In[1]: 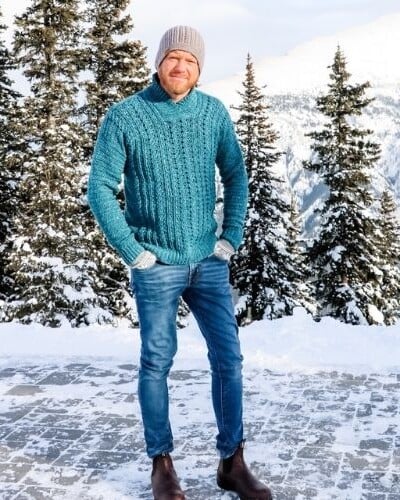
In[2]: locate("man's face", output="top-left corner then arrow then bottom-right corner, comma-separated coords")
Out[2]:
158,50 -> 200,101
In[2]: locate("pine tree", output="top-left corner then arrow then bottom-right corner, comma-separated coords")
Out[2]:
0,9 -> 23,310
304,46 -> 382,325
78,0 -> 150,325
230,54 -> 303,325
376,189 -> 400,324
80,0 -> 150,150
5,0 -> 104,326
287,195 -> 314,314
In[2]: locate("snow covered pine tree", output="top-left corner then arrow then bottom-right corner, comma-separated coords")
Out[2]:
80,0 -> 150,150
376,189 -> 400,324
0,8 -> 24,314
304,46 -> 382,325
230,54 -> 305,325
5,0 -> 101,326
79,0 -> 151,324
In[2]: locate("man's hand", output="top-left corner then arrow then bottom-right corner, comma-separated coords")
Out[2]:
131,250 -> 157,269
214,239 -> 235,261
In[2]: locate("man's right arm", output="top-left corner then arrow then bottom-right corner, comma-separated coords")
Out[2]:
87,107 -> 146,266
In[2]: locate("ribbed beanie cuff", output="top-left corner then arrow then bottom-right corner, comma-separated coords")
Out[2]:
155,25 -> 205,73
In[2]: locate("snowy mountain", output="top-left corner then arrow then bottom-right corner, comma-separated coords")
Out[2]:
202,13 -> 400,228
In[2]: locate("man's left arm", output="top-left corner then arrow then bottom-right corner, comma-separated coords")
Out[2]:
216,108 -> 248,252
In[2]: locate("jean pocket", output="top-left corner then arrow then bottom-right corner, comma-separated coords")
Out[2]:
132,261 -> 159,272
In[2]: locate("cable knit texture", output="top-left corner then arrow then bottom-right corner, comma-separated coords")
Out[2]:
88,74 -> 248,266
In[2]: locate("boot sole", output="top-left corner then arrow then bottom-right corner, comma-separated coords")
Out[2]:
217,479 -> 272,500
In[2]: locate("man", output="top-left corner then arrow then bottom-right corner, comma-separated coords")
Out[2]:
88,25 -> 272,500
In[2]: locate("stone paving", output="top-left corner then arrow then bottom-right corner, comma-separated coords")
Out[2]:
0,360 -> 399,499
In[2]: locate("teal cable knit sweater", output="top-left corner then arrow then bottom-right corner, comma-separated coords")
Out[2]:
88,75 -> 248,266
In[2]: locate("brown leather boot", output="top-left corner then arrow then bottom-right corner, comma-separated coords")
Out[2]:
151,453 -> 185,500
217,442 -> 273,500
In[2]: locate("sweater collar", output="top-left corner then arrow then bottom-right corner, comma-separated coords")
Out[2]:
146,73 -> 198,117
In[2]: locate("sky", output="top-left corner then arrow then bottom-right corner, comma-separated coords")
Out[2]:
1,0 -> 400,83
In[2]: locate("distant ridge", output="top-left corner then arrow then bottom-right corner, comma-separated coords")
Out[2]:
202,12 -> 400,228
203,12 -> 400,104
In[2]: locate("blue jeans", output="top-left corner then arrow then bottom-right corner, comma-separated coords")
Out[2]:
131,255 -> 243,459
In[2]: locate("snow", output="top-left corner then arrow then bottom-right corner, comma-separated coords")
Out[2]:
367,304 -> 385,325
1,309 -> 399,497
1,308 -> 399,374
329,245 -> 346,262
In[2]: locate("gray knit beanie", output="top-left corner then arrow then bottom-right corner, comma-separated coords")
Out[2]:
155,25 -> 205,73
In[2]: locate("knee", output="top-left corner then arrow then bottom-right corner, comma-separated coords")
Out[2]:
140,356 -> 174,380
209,351 -> 243,378
140,337 -> 177,378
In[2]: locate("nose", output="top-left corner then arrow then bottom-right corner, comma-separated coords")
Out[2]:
173,59 -> 186,72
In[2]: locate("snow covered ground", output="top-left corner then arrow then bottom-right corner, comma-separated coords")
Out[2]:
1,310 -> 400,499
1,308 -> 399,374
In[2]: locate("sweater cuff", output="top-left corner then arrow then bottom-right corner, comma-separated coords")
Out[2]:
118,237 -> 146,266
220,227 -> 243,251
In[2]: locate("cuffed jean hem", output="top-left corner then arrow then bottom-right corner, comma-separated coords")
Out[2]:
148,444 -> 174,459
219,438 -> 246,459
